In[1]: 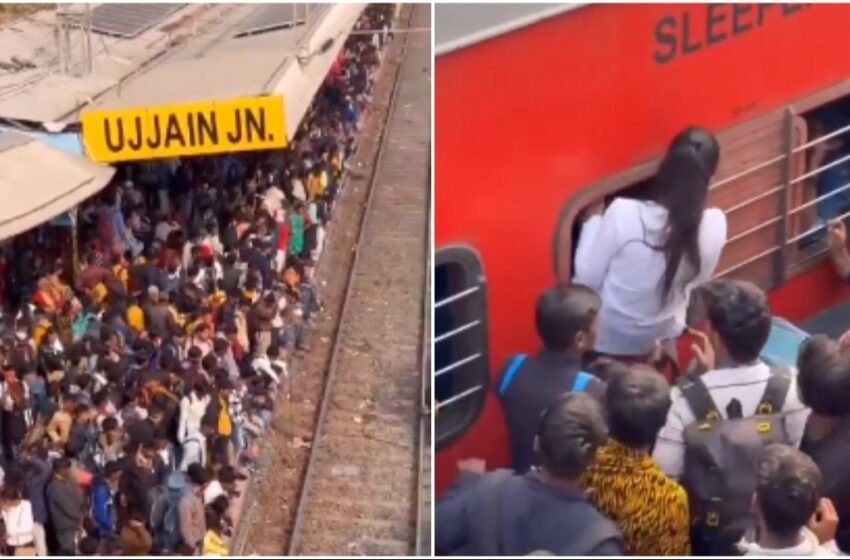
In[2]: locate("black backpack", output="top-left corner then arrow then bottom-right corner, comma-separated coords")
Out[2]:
680,371 -> 793,555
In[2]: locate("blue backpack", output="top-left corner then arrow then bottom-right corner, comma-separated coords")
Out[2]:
498,354 -> 593,396
149,471 -> 189,553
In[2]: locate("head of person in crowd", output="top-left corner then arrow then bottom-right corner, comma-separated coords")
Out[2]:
53,457 -> 73,481
534,392 -> 608,487
700,278 -> 772,368
78,537 -> 100,556
749,444 -> 834,553
797,334 -> 850,419
584,355 -> 626,384
535,284 -> 602,357
218,465 -> 246,497
649,126 -> 720,302
1,481 -> 22,505
605,363 -> 671,451
187,462 -> 209,495
104,459 -> 123,490
76,402 -> 96,426
196,323 -> 212,344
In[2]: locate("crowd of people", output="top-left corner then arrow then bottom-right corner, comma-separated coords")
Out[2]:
437,126 -> 850,556
0,4 -> 395,556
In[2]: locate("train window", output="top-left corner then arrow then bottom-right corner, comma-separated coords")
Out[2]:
565,178 -> 653,276
785,94 -> 850,278
555,111 -> 809,291
434,246 -> 489,450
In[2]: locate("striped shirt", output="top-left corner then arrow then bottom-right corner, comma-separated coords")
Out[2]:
653,361 -> 811,479
229,386 -> 245,425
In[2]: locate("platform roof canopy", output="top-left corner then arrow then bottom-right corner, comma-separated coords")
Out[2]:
0,130 -> 114,240
0,3 -> 363,142
82,3 -> 362,143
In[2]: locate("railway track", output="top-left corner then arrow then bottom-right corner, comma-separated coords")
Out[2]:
286,4 -> 431,556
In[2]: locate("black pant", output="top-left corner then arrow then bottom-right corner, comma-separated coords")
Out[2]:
54,529 -> 77,556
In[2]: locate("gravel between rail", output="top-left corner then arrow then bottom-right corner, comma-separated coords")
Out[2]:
233,5 -> 430,556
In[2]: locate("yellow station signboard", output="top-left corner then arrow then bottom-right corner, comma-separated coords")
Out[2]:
81,95 -> 287,163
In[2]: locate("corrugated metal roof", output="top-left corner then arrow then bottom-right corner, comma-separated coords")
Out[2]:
83,2 -> 365,143
0,3 -> 214,122
90,3 -> 187,38
435,3 -> 584,56
0,130 -> 114,240
86,21 -> 306,109
234,3 -> 308,38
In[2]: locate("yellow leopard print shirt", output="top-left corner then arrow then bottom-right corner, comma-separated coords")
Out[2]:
581,439 -> 691,556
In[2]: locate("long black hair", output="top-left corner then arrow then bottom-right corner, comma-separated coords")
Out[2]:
652,126 -> 720,303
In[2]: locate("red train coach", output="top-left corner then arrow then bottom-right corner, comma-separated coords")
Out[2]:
434,3 -> 850,496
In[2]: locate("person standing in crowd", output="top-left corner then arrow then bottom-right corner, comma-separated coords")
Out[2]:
653,279 -> 810,476
653,278 -> 810,554
573,127 -> 727,371
498,284 -> 606,473
435,393 -> 623,556
202,509 -> 229,556
46,394 -> 75,447
796,334 -> 850,551
22,447 -> 52,556
739,444 -> 842,556
178,468 -> 207,555
1,483 -> 36,556
46,458 -> 85,556
90,461 -> 122,543
581,362 -> 690,556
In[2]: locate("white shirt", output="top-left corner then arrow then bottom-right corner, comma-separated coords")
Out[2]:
180,432 -> 207,472
179,393 -> 211,442
251,356 -> 288,385
155,221 -> 180,243
2,500 -> 34,546
292,178 -> 306,202
574,198 -> 727,355
204,480 -> 225,505
740,527 -> 840,556
263,186 -> 286,213
652,361 -> 811,479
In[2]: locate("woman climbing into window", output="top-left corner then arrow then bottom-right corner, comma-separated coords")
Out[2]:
573,126 -> 728,372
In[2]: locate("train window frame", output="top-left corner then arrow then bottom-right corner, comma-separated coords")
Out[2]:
784,80 -> 850,279
552,80 -> 850,289
434,245 -> 490,451
552,160 -> 659,284
552,108 -> 795,286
